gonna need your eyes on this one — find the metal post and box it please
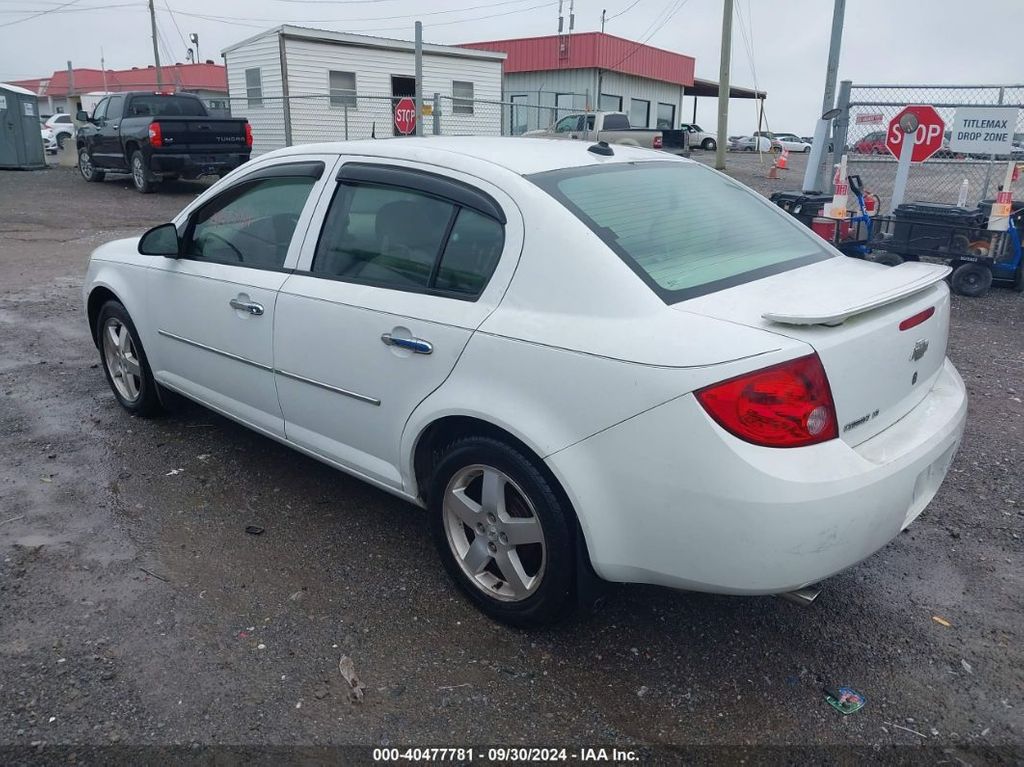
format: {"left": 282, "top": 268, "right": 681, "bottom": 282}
{"left": 432, "top": 92, "right": 440, "bottom": 135}
{"left": 278, "top": 33, "right": 292, "bottom": 147}
{"left": 980, "top": 86, "right": 1005, "bottom": 203}
{"left": 820, "top": 0, "right": 846, "bottom": 128}
{"left": 344, "top": 103, "right": 349, "bottom": 141}
{"left": 714, "top": 0, "right": 733, "bottom": 170}
{"left": 148, "top": 0, "right": 162, "bottom": 88}
{"left": 414, "top": 21, "right": 423, "bottom": 137}
{"left": 826, "top": 80, "right": 852, "bottom": 192}
{"left": 889, "top": 127, "right": 917, "bottom": 215}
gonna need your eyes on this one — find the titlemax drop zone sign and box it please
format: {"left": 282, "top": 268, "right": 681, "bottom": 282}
{"left": 949, "top": 107, "right": 1020, "bottom": 155}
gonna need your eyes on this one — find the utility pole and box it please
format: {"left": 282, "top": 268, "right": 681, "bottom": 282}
{"left": 414, "top": 21, "right": 423, "bottom": 137}
{"left": 601, "top": 8, "right": 606, "bottom": 32}
{"left": 714, "top": 0, "right": 733, "bottom": 170}
{"left": 148, "top": 0, "right": 163, "bottom": 88}
{"left": 100, "top": 48, "right": 108, "bottom": 92}
{"left": 814, "top": 0, "right": 846, "bottom": 191}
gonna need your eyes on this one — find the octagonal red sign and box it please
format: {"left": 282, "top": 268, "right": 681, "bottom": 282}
{"left": 886, "top": 105, "right": 945, "bottom": 163}
{"left": 394, "top": 97, "right": 417, "bottom": 136}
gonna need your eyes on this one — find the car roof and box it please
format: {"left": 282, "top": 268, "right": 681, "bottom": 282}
{"left": 257, "top": 136, "right": 688, "bottom": 176}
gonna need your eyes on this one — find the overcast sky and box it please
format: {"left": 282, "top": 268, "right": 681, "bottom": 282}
{"left": 0, "top": 0, "right": 1019, "bottom": 133}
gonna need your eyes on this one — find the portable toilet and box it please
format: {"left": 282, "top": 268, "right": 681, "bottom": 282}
{"left": 0, "top": 82, "right": 46, "bottom": 170}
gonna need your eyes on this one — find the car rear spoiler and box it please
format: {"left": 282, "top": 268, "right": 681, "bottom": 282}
{"left": 762, "top": 262, "right": 951, "bottom": 326}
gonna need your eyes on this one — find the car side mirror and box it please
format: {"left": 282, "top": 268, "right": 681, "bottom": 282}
{"left": 76, "top": 110, "right": 90, "bottom": 123}
{"left": 138, "top": 223, "right": 181, "bottom": 257}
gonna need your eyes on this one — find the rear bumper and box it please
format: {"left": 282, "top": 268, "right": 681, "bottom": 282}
{"left": 545, "top": 358, "right": 967, "bottom": 594}
{"left": 149, "top": 152, "right": 250, "bottom": 178}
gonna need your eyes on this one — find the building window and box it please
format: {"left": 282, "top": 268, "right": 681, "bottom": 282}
{"left": 629, "top": 98, "right": 650, "bottom": 128}
{"left": 245, "top": 68, "right": 262, "bottom": 108}
{"left": 599, "top": 93, "right": 622, "bottom": 112}
{"left": 329, "top": 71, "right": 357, "bottom": 108}
{"left": 555, "top": 92, "right": 575, "bottom": 116}
{"left": 656, "top": 102, "right": 676, "bottom": 129}
{"left": 452, "top": 81, "right": 474, "bottom": 114}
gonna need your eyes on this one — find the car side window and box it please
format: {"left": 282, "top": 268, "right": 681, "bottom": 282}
{"left": 434, "top": 208, "right": 504, "bottom": 296}
{"left": 312, "top": 174, "right": 506, "bottom": 300}
{"left": 183, "top": 176, "right": 317, "bottom": 269}
{"left": 314, "top": 185, "right": 455, "bottom": 290}
{"left": 93, "top": 98, "right": 108, "bottom": 122}
{"left": 106, "top": 96, "right": 124, "bottom": 121}
{"left": 555, "top": 115, "right": 580, "bottom": 133}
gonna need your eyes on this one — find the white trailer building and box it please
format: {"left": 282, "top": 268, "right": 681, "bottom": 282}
{"left": 222, "top": 25, "right": 506, "bottom": 154}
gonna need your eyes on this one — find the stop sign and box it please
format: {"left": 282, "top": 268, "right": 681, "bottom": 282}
{"left": 886, "top": 105, "right": 945, "bottom": 163}
{"left": 394, "top": 97, "right": 416, "bottom": 136}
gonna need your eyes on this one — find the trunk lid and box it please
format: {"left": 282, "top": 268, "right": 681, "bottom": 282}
{"left": 677, "top": 258, "right": 952, "bottom": 446}
{"left": 155, "top": 117, "right": 248, "bottom": 153}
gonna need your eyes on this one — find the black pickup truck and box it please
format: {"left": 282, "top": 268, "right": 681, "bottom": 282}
{"left": 75, "top": 92, "right": 251, "bottom": 193}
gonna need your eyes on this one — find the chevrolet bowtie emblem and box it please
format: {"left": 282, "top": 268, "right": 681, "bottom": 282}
{"left": 910, "top": 339, "right": 929, "bottom": 362}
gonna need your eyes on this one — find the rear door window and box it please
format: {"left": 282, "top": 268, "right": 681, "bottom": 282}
{"left": 529, "top": 161, "right": 832, "bottom": 302}
{"left": 312, "top": 167, "right": 506, "bottom": 299}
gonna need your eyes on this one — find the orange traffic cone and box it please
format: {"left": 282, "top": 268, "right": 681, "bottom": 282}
{"left": 768, "top": 147, "right": 789, "bottom": 178}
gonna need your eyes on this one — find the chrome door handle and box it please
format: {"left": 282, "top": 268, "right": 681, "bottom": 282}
{"left": 229, "top": 298, "right": 264, "bottom": 316}
{"left": 381, "top": 333, "right": 432, "bottom": 354}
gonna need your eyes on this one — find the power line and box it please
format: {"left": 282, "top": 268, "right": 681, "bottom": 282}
{"left": 0, "top": 0, "right": 82, "bottom": 28}
{"left": 0, "top": 2, "right": 138, "bottom": 13}
{"left": 604, "top": 0, "right": 690, "bottom": 71}
{"left": 605, "top": 0, "right": 642, "bottom": 22}
{"left": 163, "top": 0, "right": 556, "bottom": 32}
{"left": 162, "top": 0, "right": 188, "bottom": 53}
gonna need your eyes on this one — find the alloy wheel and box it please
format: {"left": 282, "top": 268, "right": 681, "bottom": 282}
{"left": 79, "top": 152, "right": 93, "bottom": 180}
{"left": 102, "top": 317, "right": 142, "bottom": 402}
{"left": 442, "top": 464, "right": 546, "bottom": 602}
{"left": 132, "top": 156, "right": 145, "bottom": 190}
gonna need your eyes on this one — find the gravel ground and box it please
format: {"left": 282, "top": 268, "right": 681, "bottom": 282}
{"left": 0, "top": 158, "right": 1021, "bottom": 761}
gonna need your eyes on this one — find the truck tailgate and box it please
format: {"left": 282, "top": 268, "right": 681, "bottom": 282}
{"left": 158, "top": 118, "right": 248, "bottom": 152}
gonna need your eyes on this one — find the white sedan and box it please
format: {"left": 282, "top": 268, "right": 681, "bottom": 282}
{"left": 84, "top": 138, "right": 967, "bottom": 626}
{"left": 774, "top": 133, "right": 813, "bottom": 152}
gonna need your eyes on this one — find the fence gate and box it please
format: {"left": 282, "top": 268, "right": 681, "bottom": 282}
{"left": 832, "top": 82, "right": 1023, "bottom": 211}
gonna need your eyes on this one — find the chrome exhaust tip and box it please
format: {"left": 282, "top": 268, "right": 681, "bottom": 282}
{"left": 777, "top": 586, "right": 821, "bottom": 607}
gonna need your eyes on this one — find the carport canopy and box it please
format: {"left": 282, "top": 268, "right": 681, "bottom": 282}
{"left": 685, "top": 78, "right": 766, "bottom": 127}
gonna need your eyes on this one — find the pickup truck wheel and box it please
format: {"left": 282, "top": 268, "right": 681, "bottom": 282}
{"left": 131, "top": 151, "right": 158, "bottom": 194}
{"left": 78, "top": 150, "right": 105, "bottom": 182}
{"left": 701, "top": 138, "right": 716, "bottom": 151}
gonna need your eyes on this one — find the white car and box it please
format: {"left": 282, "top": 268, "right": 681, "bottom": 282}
{"left": 729, "top": 135, "right": 775, "bottom": 152}
{"left": 43, "top": 113, "right": 75, "bottom": 148}
{"left": 41, "top": 127, "right": 58, "bottom": 154}
{"left": 83, "top": 138, "right": 967, "bottom": 626}
{"left": 774, "top": 133, "right": 813, "bottom": 153}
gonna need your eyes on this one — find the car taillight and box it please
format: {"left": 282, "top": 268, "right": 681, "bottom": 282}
{"left": 695, "top": 354, "right": 838, "bottom": 448}
{"left": 653, "top": 135, "right": 663, "bottom": 149}
{"left": 244, "top": 122, "right": 253, "bottom": 148}
{"left": 148, "top": 122, "right": 162, "bottom": 147}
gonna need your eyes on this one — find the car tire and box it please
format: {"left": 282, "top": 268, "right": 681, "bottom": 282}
{"left": 429, "top": 435, "right": 576, "bottom": 627}
{"left": 950, "top": 263, "right": 993, "bottom": 297}
{"left": 803, "top": 146, "right": 811, "bottom": 153}
{"left": 131, "top": 150, "right": 158, "bottom": 194}
{"left": 78, "top": 149, "right": 105, "bottom": 182}
{"left": 95, "top": 300, "right": 162, "bottom": 417}
{"left": 701, "top": 138, "right": 716, "bottom": 151}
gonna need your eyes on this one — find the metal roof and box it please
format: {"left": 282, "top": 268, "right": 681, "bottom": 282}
{"left": 9, "top": 64, "right": 227, "bottom": 98}
{"left": 460, "top": 33, "right": 695, "bottom": 88}
{"left": 223, "top": 25, "right": 506, "bottom": 62}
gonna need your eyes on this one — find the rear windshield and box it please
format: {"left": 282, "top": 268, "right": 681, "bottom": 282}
{"left": 126, "top": 95, "right": 206, "bottom": 117}
{"left": 528, "top": 161, "right": 831, "bottom": 302}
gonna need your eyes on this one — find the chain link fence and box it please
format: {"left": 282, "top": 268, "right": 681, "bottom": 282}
{"left": 210, "top": 93, "right": 586, "bottom": 155}
{"left": 833, "top": 83, "right": 1024, "bottom": 211}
